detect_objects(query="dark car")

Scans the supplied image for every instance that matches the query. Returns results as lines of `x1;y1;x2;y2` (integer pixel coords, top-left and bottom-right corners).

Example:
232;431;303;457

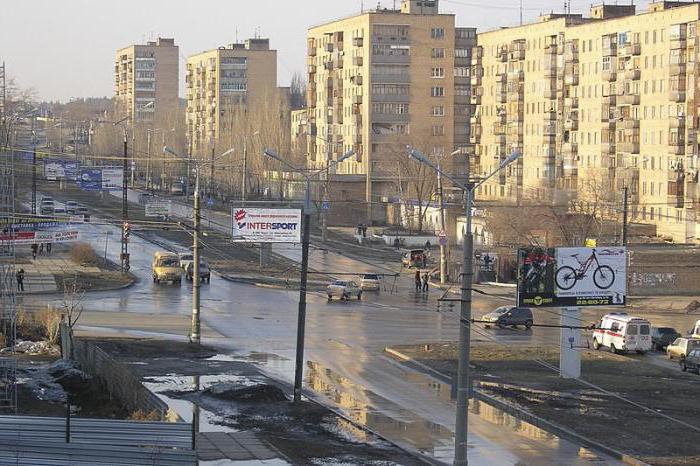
185;261;211;283
482;306;534;329
651;327;681;350
681;348;700;374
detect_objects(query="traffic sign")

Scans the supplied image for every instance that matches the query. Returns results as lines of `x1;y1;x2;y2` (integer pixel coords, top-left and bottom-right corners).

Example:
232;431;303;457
322;200;330;210
208;197;214;207
438;230;448;246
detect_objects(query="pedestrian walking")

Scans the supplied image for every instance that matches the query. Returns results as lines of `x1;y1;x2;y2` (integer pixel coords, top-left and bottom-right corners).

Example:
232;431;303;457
393;238;400;250
16;269;24;292
357;224;362;236
39;243;44;254
46;242;52;254
425;240;432;251
362;225;368;238
31;244;38;260
414;270;422;292
422;272;430;292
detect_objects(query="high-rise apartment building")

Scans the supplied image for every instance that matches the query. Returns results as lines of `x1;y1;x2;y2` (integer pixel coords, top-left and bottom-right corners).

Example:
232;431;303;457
186;39;278;154
471;2;700;242
305;0;476;222
114;38;179;125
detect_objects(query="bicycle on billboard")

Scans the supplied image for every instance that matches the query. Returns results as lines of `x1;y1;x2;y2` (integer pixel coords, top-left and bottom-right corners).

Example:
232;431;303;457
555;249;615;291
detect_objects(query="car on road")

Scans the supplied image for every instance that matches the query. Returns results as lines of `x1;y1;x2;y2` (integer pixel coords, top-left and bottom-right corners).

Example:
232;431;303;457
592;313;652;354
185;261;211;283
75;206;90;222
681;348;700;373
152;251;182;284
667;337;700;360
179;253;194;271
482;306;533;329
327;280;362;301
651;327;681;350
360;274;381;291
53;207;66;215
171;181;185;196
65;200;79;214
39;198;55;215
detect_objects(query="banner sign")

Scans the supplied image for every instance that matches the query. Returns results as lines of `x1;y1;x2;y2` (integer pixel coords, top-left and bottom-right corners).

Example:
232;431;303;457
101;167;124;191
145;200;172;217
43;159;81;181
231;208;302;243
79;169;102;191
517;247;627;308
0;229;80;245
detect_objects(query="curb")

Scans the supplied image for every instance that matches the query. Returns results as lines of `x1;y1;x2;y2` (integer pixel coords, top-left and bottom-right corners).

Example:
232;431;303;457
220;274;329;291
383;346;652;466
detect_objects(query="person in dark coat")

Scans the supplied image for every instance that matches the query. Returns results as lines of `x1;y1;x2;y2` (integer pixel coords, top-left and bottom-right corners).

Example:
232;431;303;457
414;270;422;292
16;269;24;292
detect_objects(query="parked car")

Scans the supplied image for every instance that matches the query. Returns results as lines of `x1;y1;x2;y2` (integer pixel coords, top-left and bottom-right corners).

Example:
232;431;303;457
65;200;79;214
326;280;362;301
666;338;700;360
592;313;652;354
39;199;55;215
482;306;534;329
185;261;211;283
171;181;185;196
681;348;700;373
179;253;194;271
75;206;90;222
651;327;681;350
152;251;181;284
53;207;66;215
360;274;381;291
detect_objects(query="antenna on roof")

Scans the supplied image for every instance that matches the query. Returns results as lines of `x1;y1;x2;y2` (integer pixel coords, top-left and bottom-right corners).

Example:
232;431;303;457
520;0;523;25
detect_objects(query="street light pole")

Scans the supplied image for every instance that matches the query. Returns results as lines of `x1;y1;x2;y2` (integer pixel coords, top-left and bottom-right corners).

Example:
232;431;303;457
146;131;152;192
408;148;520;466
191;167;201;345
242;140;247;202
437;162;447;284
121;127;129;273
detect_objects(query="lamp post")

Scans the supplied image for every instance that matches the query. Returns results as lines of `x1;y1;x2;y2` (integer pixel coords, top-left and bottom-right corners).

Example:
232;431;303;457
263;148;355;403
408;148;521;466
164;145;234;345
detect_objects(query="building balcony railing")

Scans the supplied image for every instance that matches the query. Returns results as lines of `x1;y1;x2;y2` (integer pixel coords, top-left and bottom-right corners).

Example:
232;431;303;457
624;68;641;80
602;43;617;56
602;69;616;81
564;96;578;108
508;70;524;81
509;49;525;61
620;43;641;56
670;116;685;129
620;118;639;129
353;37;364;47
565;74;579;86
670;62;687;76
470;95;481;105
618;94;640;105
562;142;578;156
565;119;578;131
618;141;640;153
670;90;686;102
601;141;616;154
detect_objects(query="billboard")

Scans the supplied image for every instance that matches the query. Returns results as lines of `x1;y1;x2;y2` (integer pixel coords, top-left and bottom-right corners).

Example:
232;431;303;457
0;229;80;245
231;208;302;243
145;200;172;217
43;159;81;181
101;167;124;191
79;169;102;191
517;247;627;308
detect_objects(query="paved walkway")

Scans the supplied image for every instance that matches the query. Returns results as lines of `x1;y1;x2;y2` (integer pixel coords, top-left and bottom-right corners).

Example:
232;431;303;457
15;251;102;294
197;432;282;462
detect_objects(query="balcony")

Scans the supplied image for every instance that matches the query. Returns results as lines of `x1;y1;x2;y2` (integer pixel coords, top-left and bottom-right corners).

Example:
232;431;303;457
493;123;506;135
495;134;506;145
509;49;525;61
325;43;334;53
670;62;686;76
508;70;524;81
470;95;481;105
351;75;363;85
470;75;481;86
308;64;317;74
601;141;616;154
602;69;616;81
669;140;686;155
618;142;640;154
544;66;557;78
562;142;578;156
544;87;557;99
564;96;579;108
620;118;639;129
670;116;686;129
353;56;364;67
496;72;507;83
565;74;579;86
671;90;686;102
353;37;364;47
620;43;641;56
507;92;522;103
565;119;578;131
543;110;556;121
618;94;640;105
602;43;617;56
496;92;507;103
602;94;616;105
624;68;641;80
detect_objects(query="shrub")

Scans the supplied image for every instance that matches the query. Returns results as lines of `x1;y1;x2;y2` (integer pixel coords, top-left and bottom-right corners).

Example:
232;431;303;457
70;243;100;267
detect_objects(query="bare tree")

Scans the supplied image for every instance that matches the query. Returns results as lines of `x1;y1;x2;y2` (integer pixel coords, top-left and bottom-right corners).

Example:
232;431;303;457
289;72;307;110
60;273;84;329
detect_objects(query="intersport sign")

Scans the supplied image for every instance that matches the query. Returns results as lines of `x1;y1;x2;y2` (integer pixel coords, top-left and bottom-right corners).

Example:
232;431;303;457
231;208;301;243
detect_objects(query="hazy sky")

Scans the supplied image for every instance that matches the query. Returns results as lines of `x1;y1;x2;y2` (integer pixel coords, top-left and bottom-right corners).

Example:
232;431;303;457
0;0;652;102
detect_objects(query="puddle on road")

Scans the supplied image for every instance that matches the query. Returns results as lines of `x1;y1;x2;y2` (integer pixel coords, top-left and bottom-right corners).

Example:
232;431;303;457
200;460;291;466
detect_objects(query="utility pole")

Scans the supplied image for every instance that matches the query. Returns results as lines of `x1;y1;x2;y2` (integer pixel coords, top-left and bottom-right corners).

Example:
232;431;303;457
437;162;447;284
191;168;201;345
210;146;215;199
242;141;247;202
622;185;629;246
322;142;331;243
121;129;129;274
31;117;37;215
74;125;79;161
293;178;311;403
146;131;152;192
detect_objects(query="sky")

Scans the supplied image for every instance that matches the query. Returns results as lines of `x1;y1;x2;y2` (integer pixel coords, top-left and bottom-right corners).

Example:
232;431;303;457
0;0;652;102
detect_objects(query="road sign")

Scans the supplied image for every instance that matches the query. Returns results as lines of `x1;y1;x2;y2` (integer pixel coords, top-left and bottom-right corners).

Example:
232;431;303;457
517;247;627;308
145;200;173;217
231;208;302;243
208;197;214;207
79;169;102;191
322;200;330;211
101;167;124;191
438;230;447;247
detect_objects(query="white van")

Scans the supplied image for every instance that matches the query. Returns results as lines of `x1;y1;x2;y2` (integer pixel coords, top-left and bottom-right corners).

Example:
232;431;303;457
692;320;700;338
592;313;652;354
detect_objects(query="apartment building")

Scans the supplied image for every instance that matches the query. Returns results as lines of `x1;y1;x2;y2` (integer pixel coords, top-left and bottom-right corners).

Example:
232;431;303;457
186;39;278;155
471;1;700;242
305;0;476;223
114;38;179;125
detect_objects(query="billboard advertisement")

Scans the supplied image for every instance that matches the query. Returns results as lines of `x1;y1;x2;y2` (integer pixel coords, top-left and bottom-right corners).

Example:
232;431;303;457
0;229;80;245
231;208;302;243
79;169;102;191
101;167;124;191
145;200;172;217
517;247;627;307
43;159;81;181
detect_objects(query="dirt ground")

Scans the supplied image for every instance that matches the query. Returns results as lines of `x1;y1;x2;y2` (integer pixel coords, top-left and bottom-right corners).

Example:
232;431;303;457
391;343;700;466
93;338;426;465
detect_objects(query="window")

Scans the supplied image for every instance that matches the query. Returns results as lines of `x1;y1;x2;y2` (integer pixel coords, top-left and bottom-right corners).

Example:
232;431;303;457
454;66;469;77
455;85;469;96
371;102;409;114
432;125;445;136
431;67;445;78
432;105;445;116
454;48;469;58
431;27;445;39
431;86;445;97
431;48;445;59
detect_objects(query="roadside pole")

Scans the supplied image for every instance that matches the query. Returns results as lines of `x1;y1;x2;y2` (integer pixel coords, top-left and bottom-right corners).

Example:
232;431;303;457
121;129;129;274
191;168;201;345
437;162;447;284
242;140;247;202
145;131;152;192
622;186;629;246
560;307;582;379
31;116;37;215
293;177;311;403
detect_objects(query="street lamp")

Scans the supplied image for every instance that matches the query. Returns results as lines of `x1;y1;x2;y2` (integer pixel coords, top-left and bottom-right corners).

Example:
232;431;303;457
408;147;521;466
241;131;260;203
263;147;355;403
163;145;234;345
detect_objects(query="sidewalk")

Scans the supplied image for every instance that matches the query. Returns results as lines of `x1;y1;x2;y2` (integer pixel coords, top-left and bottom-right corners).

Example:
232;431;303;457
16;252;98;294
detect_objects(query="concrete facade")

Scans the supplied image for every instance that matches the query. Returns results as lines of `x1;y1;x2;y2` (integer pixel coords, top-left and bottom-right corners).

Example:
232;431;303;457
305;0;476;223
186;39;278;155
471;2;700;243
114;38;179;125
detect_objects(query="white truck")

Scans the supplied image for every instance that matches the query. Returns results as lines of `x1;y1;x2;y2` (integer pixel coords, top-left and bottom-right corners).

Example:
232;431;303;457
592;313;652;354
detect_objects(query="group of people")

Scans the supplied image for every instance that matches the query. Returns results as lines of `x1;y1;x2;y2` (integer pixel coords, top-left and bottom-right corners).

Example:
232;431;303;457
356;224;368;238
414;270;430;293
30;242;51;260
